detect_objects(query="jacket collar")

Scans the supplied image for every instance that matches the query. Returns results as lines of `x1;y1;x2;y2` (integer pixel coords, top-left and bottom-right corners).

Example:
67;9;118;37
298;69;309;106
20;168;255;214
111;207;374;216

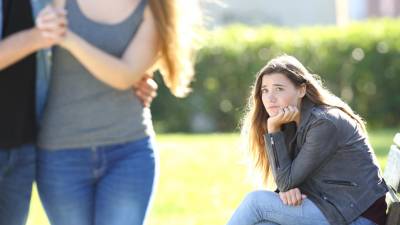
298;97;315;131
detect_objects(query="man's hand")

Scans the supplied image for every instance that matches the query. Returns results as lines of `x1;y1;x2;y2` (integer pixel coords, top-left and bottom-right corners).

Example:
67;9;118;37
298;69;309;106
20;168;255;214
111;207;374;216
133;75;158;108
279;188;307;206
35;5;67;48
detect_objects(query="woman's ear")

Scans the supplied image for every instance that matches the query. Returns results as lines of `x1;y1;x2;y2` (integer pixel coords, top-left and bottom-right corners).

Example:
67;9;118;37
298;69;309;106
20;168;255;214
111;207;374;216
298;84;306;98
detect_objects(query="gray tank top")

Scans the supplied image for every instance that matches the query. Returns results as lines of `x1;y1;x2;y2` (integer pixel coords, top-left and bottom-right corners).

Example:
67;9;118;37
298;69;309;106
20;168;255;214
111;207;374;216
38;0;153;150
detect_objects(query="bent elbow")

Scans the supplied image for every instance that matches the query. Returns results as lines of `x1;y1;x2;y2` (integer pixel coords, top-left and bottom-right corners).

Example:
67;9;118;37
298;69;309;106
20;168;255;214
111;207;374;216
109;74;140;91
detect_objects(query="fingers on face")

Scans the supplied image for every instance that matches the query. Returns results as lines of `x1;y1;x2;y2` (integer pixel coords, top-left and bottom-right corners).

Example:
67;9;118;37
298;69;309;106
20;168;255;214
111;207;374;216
281;105;298;121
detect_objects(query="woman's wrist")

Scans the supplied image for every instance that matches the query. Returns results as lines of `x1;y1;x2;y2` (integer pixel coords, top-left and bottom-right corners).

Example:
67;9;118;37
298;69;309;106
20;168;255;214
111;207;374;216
59;30;75;50
268;124;281;133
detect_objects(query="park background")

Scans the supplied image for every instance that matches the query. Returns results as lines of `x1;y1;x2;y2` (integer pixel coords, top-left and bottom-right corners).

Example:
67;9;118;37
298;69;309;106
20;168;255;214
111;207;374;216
28;0;399;224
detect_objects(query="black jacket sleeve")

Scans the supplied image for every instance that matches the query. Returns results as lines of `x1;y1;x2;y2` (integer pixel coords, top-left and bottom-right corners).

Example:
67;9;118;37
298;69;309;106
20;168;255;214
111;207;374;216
264;119;339;192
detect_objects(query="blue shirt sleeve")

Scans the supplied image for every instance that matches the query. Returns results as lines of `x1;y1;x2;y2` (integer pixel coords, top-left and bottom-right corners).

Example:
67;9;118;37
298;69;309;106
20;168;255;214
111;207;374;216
32;0;52;124
0;0;3;39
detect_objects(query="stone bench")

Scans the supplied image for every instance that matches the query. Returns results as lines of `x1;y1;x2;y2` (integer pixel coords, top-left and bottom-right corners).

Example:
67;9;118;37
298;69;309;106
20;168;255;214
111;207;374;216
384;133;400;225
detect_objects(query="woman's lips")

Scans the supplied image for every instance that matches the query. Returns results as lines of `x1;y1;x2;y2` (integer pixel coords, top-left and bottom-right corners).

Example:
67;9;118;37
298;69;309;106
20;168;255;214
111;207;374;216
267;106;280;110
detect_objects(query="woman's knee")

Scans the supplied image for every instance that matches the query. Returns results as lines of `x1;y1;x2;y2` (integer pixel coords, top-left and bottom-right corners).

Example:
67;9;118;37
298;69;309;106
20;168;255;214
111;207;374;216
242;190;278;208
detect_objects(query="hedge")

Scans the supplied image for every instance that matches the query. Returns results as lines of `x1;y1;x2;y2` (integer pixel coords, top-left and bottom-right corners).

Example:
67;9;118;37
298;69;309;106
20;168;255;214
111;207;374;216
151;19;400;132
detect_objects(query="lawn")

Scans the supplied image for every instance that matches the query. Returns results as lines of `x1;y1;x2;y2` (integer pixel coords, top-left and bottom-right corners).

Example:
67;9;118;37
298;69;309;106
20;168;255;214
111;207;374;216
27;129;398;225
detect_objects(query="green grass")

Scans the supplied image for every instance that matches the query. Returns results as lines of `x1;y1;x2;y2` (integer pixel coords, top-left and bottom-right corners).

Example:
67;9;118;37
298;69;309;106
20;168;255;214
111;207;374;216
27;130;398;225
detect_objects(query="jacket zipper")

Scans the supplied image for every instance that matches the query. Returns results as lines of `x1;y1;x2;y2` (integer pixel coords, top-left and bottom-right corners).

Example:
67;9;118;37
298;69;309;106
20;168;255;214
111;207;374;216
323;179;358;187
270;136;280;169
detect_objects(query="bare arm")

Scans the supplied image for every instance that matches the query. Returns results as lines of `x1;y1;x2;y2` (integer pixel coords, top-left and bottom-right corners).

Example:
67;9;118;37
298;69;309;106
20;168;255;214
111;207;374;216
0;28;44;70
60;7;160;90
0;6;66;70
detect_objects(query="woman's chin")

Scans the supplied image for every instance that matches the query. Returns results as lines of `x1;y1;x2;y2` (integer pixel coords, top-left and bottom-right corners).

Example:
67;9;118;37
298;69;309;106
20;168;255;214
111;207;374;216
267;110;279;117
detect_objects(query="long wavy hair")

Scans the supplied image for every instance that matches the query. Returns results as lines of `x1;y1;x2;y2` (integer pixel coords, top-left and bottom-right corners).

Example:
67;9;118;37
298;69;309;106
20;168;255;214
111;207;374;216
241;55;366;185
149;0;201;97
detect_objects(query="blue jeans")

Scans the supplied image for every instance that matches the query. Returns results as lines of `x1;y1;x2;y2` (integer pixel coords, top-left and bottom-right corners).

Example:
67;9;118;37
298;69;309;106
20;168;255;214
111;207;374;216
36;137;158;225
0;144;36;225
227;191;377;225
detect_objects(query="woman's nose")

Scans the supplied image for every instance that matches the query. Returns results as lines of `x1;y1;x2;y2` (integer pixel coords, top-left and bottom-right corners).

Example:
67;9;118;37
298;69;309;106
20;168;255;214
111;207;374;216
268;93;276;103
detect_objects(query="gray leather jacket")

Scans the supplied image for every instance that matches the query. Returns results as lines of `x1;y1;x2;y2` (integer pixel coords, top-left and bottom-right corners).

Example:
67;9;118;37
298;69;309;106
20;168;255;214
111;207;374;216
264;98;387;225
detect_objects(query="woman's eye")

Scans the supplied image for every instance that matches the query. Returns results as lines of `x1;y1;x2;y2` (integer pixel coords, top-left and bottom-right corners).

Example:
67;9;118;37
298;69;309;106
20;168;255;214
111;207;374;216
261;89;268;94
276;87;283;91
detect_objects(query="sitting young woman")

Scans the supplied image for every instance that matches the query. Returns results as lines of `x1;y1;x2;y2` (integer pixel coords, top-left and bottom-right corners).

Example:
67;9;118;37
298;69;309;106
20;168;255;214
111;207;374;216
227;55;388;225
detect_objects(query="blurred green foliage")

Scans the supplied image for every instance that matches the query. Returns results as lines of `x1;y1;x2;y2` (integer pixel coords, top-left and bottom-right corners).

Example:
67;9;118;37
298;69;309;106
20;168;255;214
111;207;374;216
152;19;400;132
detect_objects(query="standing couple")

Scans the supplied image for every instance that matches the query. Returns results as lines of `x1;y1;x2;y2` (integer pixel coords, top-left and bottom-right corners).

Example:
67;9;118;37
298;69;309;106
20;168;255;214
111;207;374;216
0;0;199;225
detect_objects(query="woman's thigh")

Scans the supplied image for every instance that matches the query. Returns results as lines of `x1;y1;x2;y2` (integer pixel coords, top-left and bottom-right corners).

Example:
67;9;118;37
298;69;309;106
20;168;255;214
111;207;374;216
36;148;94;225
94;137;158;225
227;190;330;225
349;217;377;225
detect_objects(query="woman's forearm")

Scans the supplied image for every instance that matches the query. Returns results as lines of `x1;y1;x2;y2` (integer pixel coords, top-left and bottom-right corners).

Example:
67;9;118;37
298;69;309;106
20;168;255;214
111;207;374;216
61;31;157;90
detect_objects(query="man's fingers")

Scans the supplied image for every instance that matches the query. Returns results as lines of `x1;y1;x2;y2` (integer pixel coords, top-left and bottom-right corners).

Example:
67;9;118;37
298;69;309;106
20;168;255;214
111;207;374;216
37;15;68;27
148;78;158;90
36;6;67;29
137;85;157;98
37;11;58;26
142;77;158;93
135;77;158;98
135;90;146;105
37;22;62;30
41;31;60;39
54;8;67;16
135;90;152;107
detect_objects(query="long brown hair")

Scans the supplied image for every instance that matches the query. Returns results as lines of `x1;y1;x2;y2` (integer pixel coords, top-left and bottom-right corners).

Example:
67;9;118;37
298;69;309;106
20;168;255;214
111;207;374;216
148;0;201;97
241;55;366;185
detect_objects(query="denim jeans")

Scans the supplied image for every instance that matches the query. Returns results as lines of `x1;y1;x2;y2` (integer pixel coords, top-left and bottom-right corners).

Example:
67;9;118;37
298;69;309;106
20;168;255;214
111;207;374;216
36;137;158;225
227;191;377;225
0;144;36;225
